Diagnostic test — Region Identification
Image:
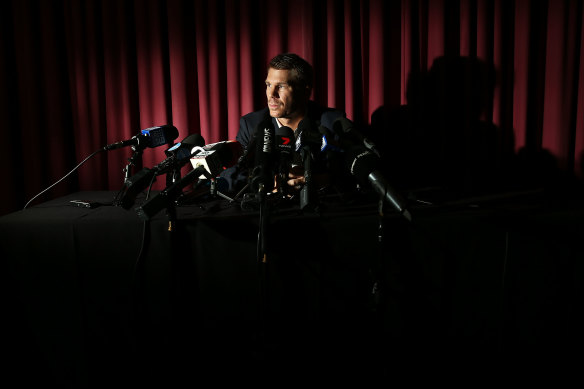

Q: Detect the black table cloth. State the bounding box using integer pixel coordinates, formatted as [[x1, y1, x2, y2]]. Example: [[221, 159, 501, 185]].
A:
[[3, 189, 583, 385]]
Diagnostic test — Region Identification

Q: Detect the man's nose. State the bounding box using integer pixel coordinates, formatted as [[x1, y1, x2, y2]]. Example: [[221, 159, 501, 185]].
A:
[[267, 86, 278, 98]]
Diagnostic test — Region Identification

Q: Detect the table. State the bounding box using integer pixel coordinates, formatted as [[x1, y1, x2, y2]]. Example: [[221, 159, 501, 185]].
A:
[[3, 188, 584, 385]]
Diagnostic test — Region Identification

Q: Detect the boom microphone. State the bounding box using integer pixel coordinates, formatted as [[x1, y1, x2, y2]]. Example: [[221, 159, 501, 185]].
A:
[[103, 125, 179, 151], [348, 146, 412, 221]]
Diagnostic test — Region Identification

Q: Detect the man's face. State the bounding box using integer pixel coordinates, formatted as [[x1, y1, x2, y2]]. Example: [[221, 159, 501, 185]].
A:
[[265, 68, 307, 119]]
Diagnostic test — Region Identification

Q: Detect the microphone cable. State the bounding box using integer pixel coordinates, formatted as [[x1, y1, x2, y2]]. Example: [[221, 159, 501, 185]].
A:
[[21, 142, 156, 287], [23, 148, 106, 210], [131, 171, 157, 282], [128, 171, 157, 336]]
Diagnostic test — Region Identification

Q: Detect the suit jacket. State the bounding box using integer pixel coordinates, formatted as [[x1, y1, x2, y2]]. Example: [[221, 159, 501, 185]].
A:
[[235, 101, 345, 149], [220, 101, 346, 193]]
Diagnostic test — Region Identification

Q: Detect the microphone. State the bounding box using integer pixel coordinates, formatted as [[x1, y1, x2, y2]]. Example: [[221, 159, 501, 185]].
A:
[[236, 136, 257, 170], [136, 166, 212, 220], [190, 140, 244, 178], [164, 133, 206, 185], [297, 118, 321, 210], [115, 133, 205, 209], [348, 147, 412, 221], [319, 125, 343, 153], [162, 133, 206, 166], [275, 125, 295, 192], [250, 119, 276, 193], [103, 125, 179, 151], [136, 141, 243, 219], [297, 118, 323, 154], [332, 117, 381, 157]]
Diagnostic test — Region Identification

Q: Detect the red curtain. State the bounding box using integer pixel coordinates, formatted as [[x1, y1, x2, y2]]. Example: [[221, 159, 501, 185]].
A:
[[1, 0, 583, 215]]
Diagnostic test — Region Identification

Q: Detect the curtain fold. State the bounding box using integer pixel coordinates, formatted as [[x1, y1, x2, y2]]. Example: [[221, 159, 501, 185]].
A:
[[1, 0, 583, 215]]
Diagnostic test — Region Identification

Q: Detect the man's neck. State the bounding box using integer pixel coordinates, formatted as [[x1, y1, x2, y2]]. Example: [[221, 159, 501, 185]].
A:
[[276, 105, 308, 131], [277, 117, 302, 131]]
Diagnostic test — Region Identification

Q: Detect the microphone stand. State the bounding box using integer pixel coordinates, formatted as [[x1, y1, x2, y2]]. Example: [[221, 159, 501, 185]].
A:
[[255, 177, 293, 357], [227, 183, 250, 203], [372, 192, 411, 365], [373, 198, 384, 313], [123, 146, 144, 185], [163, 171, 192, 365], [166, 168, 180, 232], [299, 147, 317, 211], [256, 183, 270, 351], [136, 166, 212, 221]]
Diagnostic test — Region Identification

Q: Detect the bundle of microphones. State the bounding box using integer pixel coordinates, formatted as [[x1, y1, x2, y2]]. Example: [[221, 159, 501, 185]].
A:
[[106, 125, 242, 220], [105, 117, 411, 222], [237, 115, 411, 220]]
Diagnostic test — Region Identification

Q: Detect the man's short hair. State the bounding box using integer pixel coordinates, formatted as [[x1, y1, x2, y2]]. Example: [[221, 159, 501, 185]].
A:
[[268, 53, 313, 89]]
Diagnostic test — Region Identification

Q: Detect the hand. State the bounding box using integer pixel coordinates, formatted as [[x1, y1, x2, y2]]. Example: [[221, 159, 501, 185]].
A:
[[286, 165, 305, 190]]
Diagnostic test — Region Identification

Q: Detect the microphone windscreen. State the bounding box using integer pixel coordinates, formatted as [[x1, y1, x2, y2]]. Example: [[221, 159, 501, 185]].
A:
[[250, 120, 276, 192], [164, 133, 205, 161], [297, 118, 322, 151], [181, 133, 206, 147], [275, 126, 295, 154], [209, 140, 243, 168], [332, 117, 354, 135], [346, 146, 379, 183], [298, 118, 315, 132], [254, 120, 275, 161], [189, 140, 243, 177], [142, 125, 180, 148]]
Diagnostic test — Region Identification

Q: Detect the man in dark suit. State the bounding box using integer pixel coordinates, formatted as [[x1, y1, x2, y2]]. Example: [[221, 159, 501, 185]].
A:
[[220, 53, 346, 195]]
